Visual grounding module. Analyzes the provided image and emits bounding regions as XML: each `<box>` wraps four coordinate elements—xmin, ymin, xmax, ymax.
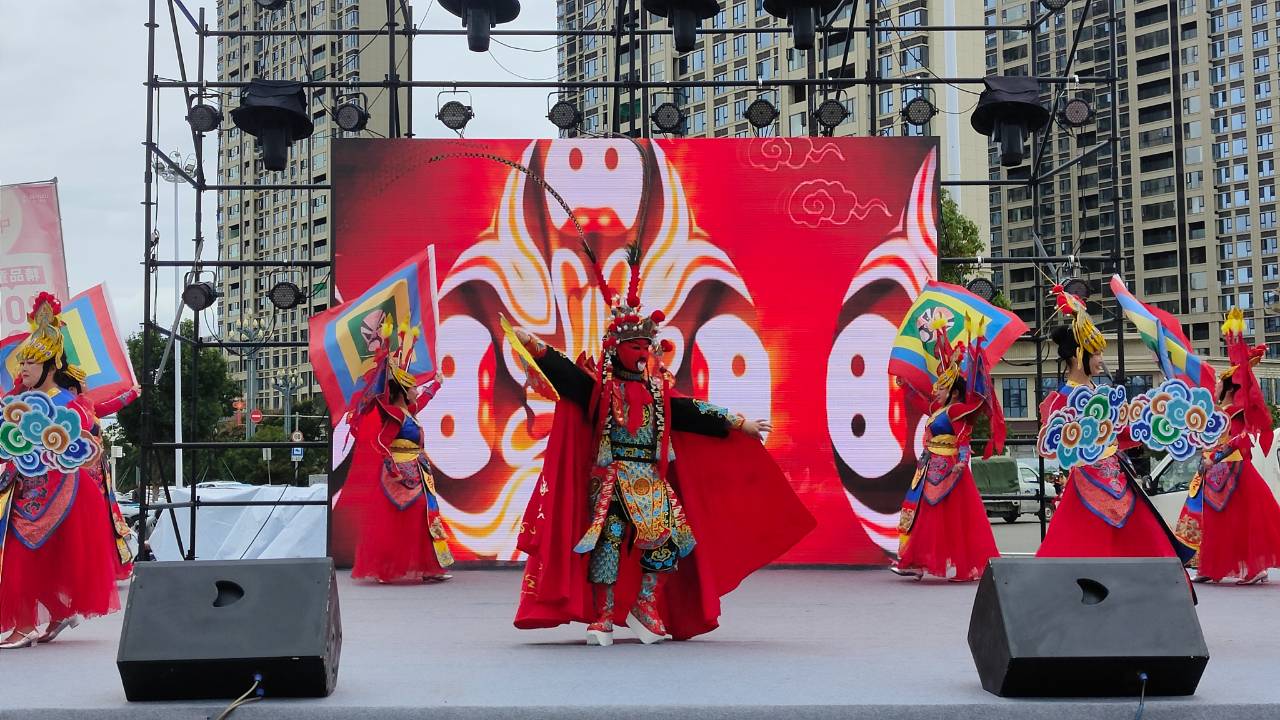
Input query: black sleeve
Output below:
<box><xmin>670</xmin><ymin>397</ymin><xmax>732</xmax><ymax>437</ymax></box>
<box><xmin>533</xmin><ymin>346</ymin><xmax>596</xmax><ymax>411</ymax></box>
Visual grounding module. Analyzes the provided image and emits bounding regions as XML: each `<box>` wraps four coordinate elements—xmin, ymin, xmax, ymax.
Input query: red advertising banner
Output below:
<box><xmin>0</xmin><ymin>180</ymin><xmax>70</xmax><ymax>336</ymax></box>
<box><xmin>332</xmin><ymin>138</ymin><xmax>940</xmax><ymax>565</ymax></box>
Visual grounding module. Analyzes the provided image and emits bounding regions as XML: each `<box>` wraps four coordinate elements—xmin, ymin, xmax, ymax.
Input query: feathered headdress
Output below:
<box><xmin>345</xmin><ymin>316</ymin><xmax>437</xmax><ymax>423</ymax></box>
<box><xmin>581</xmin><ymin>239</ymin><xmax>668</xmax><ymax>353</ymax></box>
<box><xmin>1220</xmin><ymin>307</ymin><xmax>1272</xmax><ymax>454</ymax></box>
<box><xmin>1051</xmin><ymin>283</ymin><xmax>1106</xmax><ymax>364</ymax></box>
<box><xmin>931</xmin><ymin>313</ymin><xmax>963</xmax><ymax>396</ymax></box>
<box><xmin>963</xmin><ymin>316</ymin><xmax>1006</xmax><ymax>459</ymax></box>
<box><xmin>15</xmin><ymin>292</ymin><xmax>66</xmax><ymax>366</ymax></box>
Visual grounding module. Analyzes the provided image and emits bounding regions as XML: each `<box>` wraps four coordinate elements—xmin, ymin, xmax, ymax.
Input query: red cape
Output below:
<box><xmin>514</xmin><ymin>398</ymin><xmax>816</xmax><ymax>640</ymax></box>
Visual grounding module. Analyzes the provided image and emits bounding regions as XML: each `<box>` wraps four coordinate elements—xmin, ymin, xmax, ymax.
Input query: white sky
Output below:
<box><xmin>0</xmin><ymin>0</ymin><xmax>557</xmax><ymax>337</ymax></box>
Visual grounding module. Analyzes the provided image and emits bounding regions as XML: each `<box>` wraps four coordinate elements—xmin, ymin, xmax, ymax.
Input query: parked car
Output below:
<box><xmin>973</xmin><ymin>456</ymin><xmax>1057</xmax><ymax>524</ymax></box>
<box><xmin>1146</xmin><ymin>430</ymin><xmax>1280</xmax><ymax>526</ymax></box>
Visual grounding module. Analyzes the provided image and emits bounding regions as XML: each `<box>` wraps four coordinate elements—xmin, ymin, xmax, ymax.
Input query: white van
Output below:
<box><xmin>1146</xmin><ymin>430</ymin><xmax>1280</xmax><ymax>526</ymax></box>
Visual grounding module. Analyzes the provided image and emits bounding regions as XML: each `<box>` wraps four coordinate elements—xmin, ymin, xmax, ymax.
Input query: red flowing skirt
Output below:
<box><xmin>898</xmin><ymin>468</ymin><xmax>1000</xmax><ymax>580</ymax></box>
<box><xmin>345</xmin><ymin>482</ymin><xmax>447</xmax><ymax>583</ymax></box>
<box><xmin>1197</xmin><ymin>463</ymin><xmax>1280</xmax><ymax>580</ymax></box>
<box><xmin>1</xmin><ymin>472</ymin><xmax>122</xmax><ymax>632</ymax></box>
<box><xmin>1037</xmin><ymin>466</ymin><xmax>1175</xmax><ymax>559</ymax></box>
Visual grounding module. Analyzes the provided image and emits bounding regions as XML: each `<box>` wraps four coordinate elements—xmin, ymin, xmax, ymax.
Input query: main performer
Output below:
<box><xmin>1176</xmin><ymin>309</ymin><xmax>1280</xmax><ymax>584</ymax></box>
<box><xmin>892</xmin><ymin>318</ymin><xmax>1002</xmax><ymax>581</ymax></box>
<box><xmin>1</xmin><ymin>294</ymin><xmax>121</xmax><ymax>649</ymax></box>
<box><xmin>513</xmin><ymin>241</ymin><xmax>814</xmax><ymax>646</ymax></box>
<box><xmin>334</xmin><ymin>322</ymin><xmax>454</xmax><ymax>584</ymax></box>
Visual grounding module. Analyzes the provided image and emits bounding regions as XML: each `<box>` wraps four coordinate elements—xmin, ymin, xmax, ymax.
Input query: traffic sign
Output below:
<box><xmin>291</xmin><ymin>447</ymin><xmax>304</xmax><ymax>462</ymax></box>
<box><xmin>250</xmin><ymin>408</ymin><xmax>263</xmax><ymax>423</ymax></box>
<box><xmin>291</xmin><ymin>430</ymin><xmax>304</xmax><ymax>443</ymax></box>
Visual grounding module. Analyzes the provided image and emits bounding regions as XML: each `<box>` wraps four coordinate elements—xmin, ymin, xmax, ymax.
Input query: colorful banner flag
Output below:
<box><xmin>1</xmin><ymin>284</ymin><xmax>135</xmax><ymax>405</ymax></box>
<box><xmin>0</xmin><ymin>180</ymin><xmax>70</xmax><ymax>336</ymax></box>
<box><xmin>1109</xmin><ymin>274</ymin><xmax>1215</xmax><ymax>390</ymax></box>
<box><xmin>888</xmin><ymin>280</ymin><xmax>1028</xmax><ymax>396</ymax></box>
<box><xmin>309</xmin><ymin>245</ymin><xmax>437</xmax><ymax>422</ymax></box>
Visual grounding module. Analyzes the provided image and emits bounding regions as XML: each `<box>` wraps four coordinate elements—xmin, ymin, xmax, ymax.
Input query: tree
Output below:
<box><xmin>114</xmin><ymin>320</ymin><xmax>239</xmax><ymax>488</ymax></box>
<box><xmin>938</xmin><ymin>188</ymin><xmax>985</xmax><ymax>285</ymax></box>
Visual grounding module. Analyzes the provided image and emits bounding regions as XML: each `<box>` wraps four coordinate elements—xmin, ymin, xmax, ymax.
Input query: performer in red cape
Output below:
<box><xmin>64</xmin><ymin>372</ymin><xmax>140</xmax><ymax>582</ymax></box>
<box><xmin>1036</xmin><ymin>291</ymin><xmax>1187</xmax><ymax>560</ymax></box>
<box><xmin>512</xmin><ymin>240</ymin><xmax>815</xmax><ymax>645</ymax></box>
<box><xmin>891</xmin><ymin>316</ymin><xmax>1002</xmax><ymax>581</ymax></box>
<box><xmin>1</xmin><ymin>294</ymin><xmax>121</xmax><ymax>649</ymax></box>
<box><xmin>333</xmin><ymin>321</ymin><xmax>453</xmax><ymax>583</ymax></box>
<box><xmin>1176</xmin><ymin>308</ymin><xmax>1280</xmax><ymax>584</ymax></box>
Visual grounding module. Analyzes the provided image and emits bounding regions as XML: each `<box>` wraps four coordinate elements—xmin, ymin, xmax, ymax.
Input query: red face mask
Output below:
<box><xmin>616</xmin><ymin>339</ymin><xmax>651</xmax><ymax>373</ymax></box>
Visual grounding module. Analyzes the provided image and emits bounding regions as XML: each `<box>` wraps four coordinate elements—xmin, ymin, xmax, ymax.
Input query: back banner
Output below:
<box><xmin>332</xmin><ymin>137</ymin><xmax>940</xmax><ymax>564</ymax></box>
<box><xmin>0</xmin><ymin>180</ymin><xmax>70</xmax><ymax>336</ymax></box>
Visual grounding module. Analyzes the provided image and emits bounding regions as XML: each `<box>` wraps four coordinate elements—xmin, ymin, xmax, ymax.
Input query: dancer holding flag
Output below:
<box><xmin>1175</xmin><ymin>309</ymin><xmax>1280</xmax><ymax>584</ymax></box>
<box><xmin>887</xmin><ymin>282</ymin><xmax>1025</xmax><ymax>581</ymax></box>
<box><xmin>1</xmin><ymin>294</ymin><xmax>120</xmax><ymax>649</ymax></box>
<box><xmin>511</xmin><ymin>240</ymin><xmax>814</xmax><ymax>646</ymax></box>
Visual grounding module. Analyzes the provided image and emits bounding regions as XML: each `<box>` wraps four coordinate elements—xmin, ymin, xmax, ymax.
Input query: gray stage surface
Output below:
<box><xmin>4</xmin><ymin>568</ymin><xmax>1278</xmax><ymax>720</ymax></box>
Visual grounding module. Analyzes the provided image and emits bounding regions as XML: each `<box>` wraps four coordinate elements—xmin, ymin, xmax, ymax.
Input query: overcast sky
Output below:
<box><xmin>0</xmin><ymin>0</ymin><xmax>557</xmax><ymax>337</ymax></box>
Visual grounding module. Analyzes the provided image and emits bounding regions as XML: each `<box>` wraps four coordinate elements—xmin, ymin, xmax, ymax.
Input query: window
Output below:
<box><xmin>733</xmin><ymin>34</ymin><xmax>747</xmax><ymax>56</ymax></box>
<box><xmin>1002</xmin><ymin>378</ymin><xmax>1028</xmax><ymax>418</ymax></box>
<box><xmin>732</xmin><ymin>2</ymin><xmax>746</xmax><ymax>24</ymax></box>
<box><xmin>714</xmin><ymin>104</ymin><xmax>728</xmax><ymax>127</ymax></box>
<box><xmin>713</xmin><ymin>40</ymin><xmax>726</xmax><ymax>64</ymax></box>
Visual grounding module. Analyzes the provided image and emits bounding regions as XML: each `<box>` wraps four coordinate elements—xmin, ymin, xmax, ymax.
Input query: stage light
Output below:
<box><xmin>813</xmin><ymin>98</ymin><xmax>848</xmax><ymax>135</ymax></box>
<box><xmin>966</xmin><ymin>277</ymin><xmax>997</xmax><ymax>302</ymax></box>
<box><xmin>902</xmin><ymin>96</ymin><xmax>937</xmax><ymax>127</ymax></box>
<box><xmin>437</xmin><ymin>98</ymin><xmax>475</xmax><ymax>133</ymax></box>
<box><xmin>651</xmin><ymin>102</ymin><xmax>686</xmax><ymax>134</ymax></box>
<box><xmin>643</xmin><ymin>0</ymin><xmax>721</xmax><ymax>53</ymax></box>
<box><xmin>1059</xmin><ymin>97</ymin><xmax>1094</xmax><ymax>128</ymax></box>
<box><xmin>267</xmin><ymin>281</ymin><xmax>304</xmax><ymax>310</ymax></box>
<box><xmin>182</xmin><ymin>282</ymin><xmax>220</xmax><ymax>312</ymax></box>
<box><xmin>440</xmin><ymin>0</ymin><xmax>522</xmax><ymax>52</ymax></box>
<box><xmin>547</xmin><ymin>99</ymin><xmax>583</xmax><ymax>131</ymax></box>
<box><xmin>744</xmin><ymin>98</ymin><xmax>779</xmax><ymax>129</ymax></box>
<box><xmin>970</xmin><ymin>76</ymin><xmax>1050</xmax><ymax>167</ymax></box>
<box><xmin>230</xmin><ymin>79</ymin><xmax>314</xmax><ymax>172</ymax></box>
<box><xmin>186</xmin><ymin>102</ymin><xmax>222</xmax><ymax>133</ymax></box>
<box><xmin>255</xmin><ymin>0</ymin><xmax>289</xmax><ymax>9</ymax></box>
<box><xmin>762</xmin><ymin>0</ymin><xmax>842</xmax><ymax>51</ymax></box>
<box><xmin>1063</xmin><ymin>277</ymin><xmax>1090</xmax><ymax>300</ymax></box>
<box><xmin>333</xmin><ymin>101</ymin><xmax>370</xmax><ymax>132</ymax></box>
<box><xmin>1039</xmin><ymin>0</ymin><xmax>1070</xmax><ymax>12</ymax></box>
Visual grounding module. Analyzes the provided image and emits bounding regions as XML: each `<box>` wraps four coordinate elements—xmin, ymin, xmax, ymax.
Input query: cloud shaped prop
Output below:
<box><xmin>0</xmin><ymin>391</ymin><xmax>99</xmax><ymax>475</ymax></box>
<box><xmin>1038</xmin><ymin>384</ymin><xmax>1128</xmax><ymax>469</ymax></box>
<box><xmin>1127</xmin><ymin>378</ymin><xmax>1228</xmax><ymax>461</ymax></box>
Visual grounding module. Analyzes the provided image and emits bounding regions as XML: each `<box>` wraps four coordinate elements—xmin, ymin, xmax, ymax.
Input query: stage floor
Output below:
<box><xmin>6</xmin><ymin>568</ymin><xmax>1279</xmax><ymax>720</ymax></box>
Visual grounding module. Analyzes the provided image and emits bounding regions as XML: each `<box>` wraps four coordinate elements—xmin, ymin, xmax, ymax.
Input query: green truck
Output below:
<box><xmin>971</xmin><ymin>456</ymin><xmax>1056</xmax><ymax>524</ymax></box>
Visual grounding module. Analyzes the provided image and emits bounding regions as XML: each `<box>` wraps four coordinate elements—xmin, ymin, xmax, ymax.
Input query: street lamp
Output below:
<box><xmin>225</xmin><ymin>315</ymin><xmax>273</xmax><ymax>438</ymax></box>
<box><xmin>272</xmin><ymin>371</ymin><xmax>305</xmax><ymax>437</ymax></box>
<box><xmin>153</xmin><ymin>150</ymin><xmax>197</xmax><ymax>489</ymax></box>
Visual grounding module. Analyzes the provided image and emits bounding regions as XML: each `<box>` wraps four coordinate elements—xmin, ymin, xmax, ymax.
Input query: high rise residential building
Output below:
<box><xmin>555</xmin><ymin>0</ymin><xmax>992</xmax><ymax>245</ymax></box>
<box><xmin>214</xmin><ymin>0</ymin><xmax>408</xmax><ymax>418</ymax></box>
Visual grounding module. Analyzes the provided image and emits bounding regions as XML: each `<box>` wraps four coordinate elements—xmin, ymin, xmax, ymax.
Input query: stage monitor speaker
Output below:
<box><xmin>117</xmin><ymin>558</ymin><xmax>341</xmax><ymax>701</ymax></box>
<box><xmin>968</xmin><ymin>557</ymin><xmax>1208</xmax><ymax>698</ymax></box>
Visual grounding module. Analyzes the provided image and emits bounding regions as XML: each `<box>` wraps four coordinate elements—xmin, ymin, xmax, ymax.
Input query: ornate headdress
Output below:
<box><xmin>345</xmin><ymin>316</ymin><xmax>435</xmax><ymax>423</ymax></box>
<box><xmin>15</xmin><ymin>292</ymin><xmax>67</xmax><ymax>367</ymax></box>
<box><xmin>1051</xmin><ymin>284</ymin><xmax>1105</xmax><ymax>364</ymax></box>
<box><xmin>931</xmin><ymin>314</ymin><xmax>963</xmax><ymax>396</ymax></box>
<box><xmin>582</xmin><ymin>239</ymin><xmax>668</xmax><ymax>354</ymax></box>
<box><xmin>1219</xmin><ymin>307</ymin><xmax>1272</xmax><ymax>453</ymax></box>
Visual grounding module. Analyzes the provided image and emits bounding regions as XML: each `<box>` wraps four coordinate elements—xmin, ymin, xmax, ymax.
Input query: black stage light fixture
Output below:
<box><xmin>440</xmin><ymin>0</ymin><xmax>522</xmax><ymax>52</ymax></box>
<box><xmin>651</xmin><ymin>102</ymin><xmax>687</xmax><ymax>134</ymax></box>
<box><xmin>437</xmin><ymin>98</ymin><xmax>475</xmax><ymax>133</ymax></box>
<box><xmin>902</xmin><ymin>96</ymin><xmax>937</xmax><ymax>127</ymax></box>
<box><xmin>966</xmin><ymin>277</ymin><xmax>997</xmax><ymax>303</ymax></box>
<box><xmin>763</xmin><ymin>0</ymin><xmax>842</xmax><ymax>51</ymax></box>
<box><xmin>182</xmin><ymin>282</ymin><xmax>220</xmax><ymax>312</ymax></box>
<box><xmin>186</xmin><ymin>101</ymin><xmax>222</xmax><ymax>134</ymax></box>
<box><xmin>643</xmin><ymin>0</ymin><xmax>721</xmax><ymax>53</ymax></box>
<box><xmin>970</xmin><ymin>76</ymin><xmax>1050</xmax><ymax>167</ymax></box>
<box><xmin>230</xmin><ymin>80</ymin><xmax>314</xmax><ymax>172</ymax></box>
<box><xmin>1063</xmin><ymin>276</ymin><xmax>1090</xmax><ymax>300</ymax></box>
<box><xmin>255</xmin><ymin>0</ymin><xmax>289</xmax><ymax>9</ymax></box>
<box><xmin>1059</xmin><ymin>97</ymin><xmax>1095</xmax><ymax>128</ymax></box>
<box><xmin>745</xmin><ymin>97</ymin><xmax>780</xmax><ymax>129</ymax></box>
<box><xmin>547</xmin><ymin>99</ymin><xmax>583</xmax><ymax>131</ymax></box>
<box><xmin>333</xmin><ymin>97</ymin><xmax>370</xmax><ymax>132</ymax></box>
<box><xmin>814</xmin><ymin>98</ymin><xmax>849</xmax><ymax>135</ymax></box>
<box><xmin>268</xmin><ymin>281</ymin><xmax>304</xmax><ymax>310</ymax></box>
<box><xmin>1040</xmin><ymin>0</ymin><xmax>1070</xmax><ymax>12</ymax></box>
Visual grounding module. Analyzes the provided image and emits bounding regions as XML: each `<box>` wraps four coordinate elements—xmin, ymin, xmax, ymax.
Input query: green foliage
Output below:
<box><xmin>991</xmin><ymin>291</ymin><xmax>1013</xmax><ymax>310</ymax></box>
<box><xmin>1271</xmin><ymin>403</ymin><xmax>1280</xmax><ymax>427</ymax></box>
<box><xmin>938</xmin><ymin>188</ymin><xmax>985</xmax><ymax>285</ymax></box>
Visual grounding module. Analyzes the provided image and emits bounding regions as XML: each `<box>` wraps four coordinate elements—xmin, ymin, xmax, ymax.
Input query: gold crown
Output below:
<box><xmin>1218</xmin><ymin>308</ymin><xmax>1261</xmax><ymax>380</ymax></box>
<box><xmin>15</xmin><ymin>292</ymin><xmax>66</xmax><ymax>366</ymax></box>
<box><xmin>65</xmin><ymin>364</ymin><xmax>88</xmax><ymax>384</ymax></box>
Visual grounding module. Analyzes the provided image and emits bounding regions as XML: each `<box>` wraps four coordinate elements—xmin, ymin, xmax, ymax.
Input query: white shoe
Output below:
<box><xmin>586</xmin><ymin>628</ymin><xmax>614</xmax><ymax>646</ymax></box>
<box><xmin>626</xmin><ymin>612</ymin><xmax>668</xmax><ymax>645</ymax></box>
<box><xmin>38</xmin><ymin>617</ymin><xmax>80</xmax><ymax>644</ymax></box>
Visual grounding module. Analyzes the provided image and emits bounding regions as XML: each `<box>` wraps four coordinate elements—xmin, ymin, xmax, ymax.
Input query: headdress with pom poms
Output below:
<box><xmin>1050</xmin><ymin>283</ymin><xmax>1106</xmax><ymax>365</ymax></box>
<box><xmin>1219</xmin><ymin>307</ymin><xmax>1272</xmax><ymax>454</ymax></box>
<box><xmin>15</xmin><ymin>292</ymin><xmax>67</xmax><ymax>367</ymax></box>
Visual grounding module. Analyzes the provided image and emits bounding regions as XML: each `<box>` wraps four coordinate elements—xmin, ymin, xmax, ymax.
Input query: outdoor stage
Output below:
<box><xmin>6</xmin><ymin>567</ymin><xmax>1279</xmax><ymax>720</ymax></box>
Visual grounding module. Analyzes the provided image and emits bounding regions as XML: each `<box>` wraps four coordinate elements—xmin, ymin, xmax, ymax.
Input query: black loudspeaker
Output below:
<box><xmin>117</xmin><ymin>558</ymin><xmax>341</xmax><ymax>701</ymax></box>
<box><xmin>968</xmin><ymin>557</ymin><xmax>1208</xmax><ymax>697</ymax></box>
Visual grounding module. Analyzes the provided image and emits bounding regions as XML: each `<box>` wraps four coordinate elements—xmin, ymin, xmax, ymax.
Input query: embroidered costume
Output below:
<box><xmin>1175</xmin><ymin>309</ymin><xmax>1280</xmax><ymax>583</ymax></box>
<box><xmin>77</xmin><ymin>381</ymin><xmax>140</xmax><ymax>581</ymax></box>
<box><xmin>332</xmin><ymin>321</ymin><xmax>453</xmax><ymax>583</ymax></box>
<box><xmin>894</xmin><ymin>317</ymin><xmax>1002</xmax><ymax>581</ymax></box>
<box><xmin>1035</xmin><ymin>290</ymin><xmax>1187</xmax><ymax>560</ymax></box>
<box><xmin>0</xmin><ymin>294</ymin><xmax>121</xmax><ymax>644</ymax></box>
<box><xmin>514</xmin><ymin>240</ymin><xmax>815</xmax><ymax>645</ymax></box>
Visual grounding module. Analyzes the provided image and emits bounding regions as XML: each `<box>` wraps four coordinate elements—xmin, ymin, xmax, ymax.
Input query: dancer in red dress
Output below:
<box><xmin>513</xmin><ymin>240</ymin><xmax>815</xmax><ymax>645</ymax></box>
<box><xmin>0</xmin><ymin>294</ymin><xmax>121</xmax><ymax>649</ymax></box>
<box><xmin>333</xmin><ymin>322</ymin><xmax>453</xmax><ymax>583</ymax></box>
<box><xmin>1036</xmin><ymin>293</ymin><xmax>1185</xmax><ymax>559</ymax></box>
<box><xmin>1176</xmin><ymin>308</ymin><xmax>1280</xmax><ymax>584</ymax></box>
<box><xmin>892</xmin><ymin>318</ymin><xmax>1003</xmax><ymax>581</ymax></box>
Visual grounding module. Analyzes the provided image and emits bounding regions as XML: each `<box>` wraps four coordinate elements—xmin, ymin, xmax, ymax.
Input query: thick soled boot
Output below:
<box><xmin>626</xmin><ymin>573</ymin><xmax>669</xmax><ymax>644</ymax></box>
<box><xmin>586</xmin><ymin>584</ymin><xmax>615</xmax><ymax>646</ymax></box>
